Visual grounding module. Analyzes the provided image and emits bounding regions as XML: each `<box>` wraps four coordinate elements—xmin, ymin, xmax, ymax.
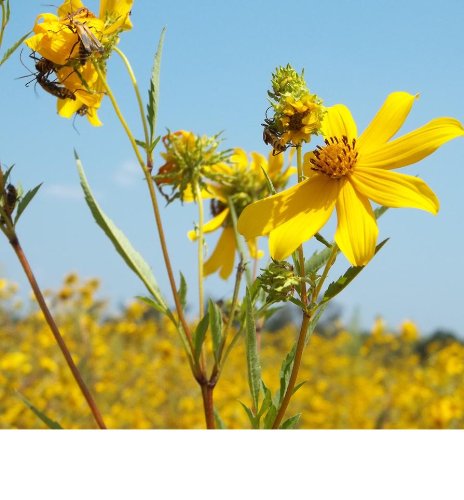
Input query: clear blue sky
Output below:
<box><xmin>1</xmin><ymin>0</ymin><xmax>463</xmax><ymax>334</ymax></box>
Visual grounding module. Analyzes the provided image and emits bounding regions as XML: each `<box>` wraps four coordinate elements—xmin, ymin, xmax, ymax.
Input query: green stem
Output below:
<box><xmin>227</xmin><ymin>197</ymin><xmax>252</xmax><ymax>287</ymax></box>
<box><xmin>113</xmin><ymin>47</ymin><xmax>151</xmax><ymax>168</ymax></box>
<box><xmin>194</xmin><ymin>182</ymin><xmax>205</xmax><ymax>318</ymax></box>
<box><xmin>312</xmin><ymin>244</ymin><xmax>338</xmax><ymax>303</ymax></box>
<box><xmin>93</xmin><ymin>62</ymin><xmax>195</xmax><ymax>358</ymax></box>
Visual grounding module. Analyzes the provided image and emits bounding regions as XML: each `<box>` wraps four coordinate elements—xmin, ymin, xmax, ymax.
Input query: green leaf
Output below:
<box><xmin>137</xmin><ymin>295</ymin><xmax>166</xmax><ymax>314</ymax></box>
<box><xmin>193</xmin><ymin>313</ymin><xmax>209</xmax><ymax>362</ymax></box>
<box><xmin>305</xmin><ymin>246</ymin><xmax>333</xmax><ymax>275</ymax></box>
<box><xmin>281</xmin><ymin>413</ymin><xmax>301</xmax><ymax>429</ymax></box>
<box><xmin>208</xmin><ymin>300</ymin><xmax>223</xmax><ymax>362</ymax></box>
<box><xmin>320</xmin><ymin>238</ymin><xmax>389</xmax><ymax>305</ymax></box>
<box><xmin>147</xmin><ymin>28</ymin><xmax>166</xmax><ymax>143</ymax></box>
<box><xmin>214</xmin><ymin>408</ymin><xmax>226</xmax><ymax>429</ymax></box>
<box><xmin>178</xmin><ymin>272</ymin><xmax>187</xmax><ymax>310</ymax></box>
<box><xmin>16</xmin><ymin>392</ymin><xmax>63</xmax><ymax>429</ymax></box>
<box><xmin>238</xmin><ymin>401</ymin><xmax>259</xmax><ymax>429</ymax></box>
<box><xmin>14</xmin><ymin>183</ymin><xmax>42</xmax><ymax>224</ymax></box>
<box><xmin>76</xmin><ymin>152</ymin><xmax>167</xmax><ymax>312</ymax></box>
<box><xmin>0</xmin><ymin>32</ymin><xmax>31</xmax><ymax>68</ymax></box>
<box><xmin>374</xmin><ymin>205</ymin><xmax>388</xmax><ymax>219</ymax></box>
<box><xmin>278</xmin><ymin>343</ymin><xmax>297</xmax><ymax>404</ymax></box>
<box><xmin>245</xmin><ymin>288</ymin><xmax>261</xmax><ymax>411</ymax></box>
<box><xmin>260</xmin><ymin>166</ymin><xmax>276</xmax><ymax>195</ymax></box>
<box><xmin>263</xmin><ymin>402</ymin><xmax>278</xmax><ymax>429</ymax></box>
<box><xmin>135</xmin><ymin>139</ymin><xmax>147</xmax><ymax>149</ymax></box>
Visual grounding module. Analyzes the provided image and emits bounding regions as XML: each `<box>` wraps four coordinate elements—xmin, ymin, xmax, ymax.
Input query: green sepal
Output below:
<box><xmin>208</xmin><ymin>300</ymin><xmax>223</xmax><ymax>362</ymax></box>
<box><xmin>16</xmin><ymin>392</ymin><xmax>63</xmax><ymax>429</ymax></box>
<box><xmin>245</xmin><ymin>287</ymin><xmax>261</xmax><ymax>411</ymax></box>
<box><xmin>320</xmin><ymin>238</ymin><xmax>389</xmax><ymax>305</ymax></box>
<box><xmin>76</xmin><ymin>151</ymin><xmax>167</xmax><ymax>313</ymax></box>
<box><xmin>14</xmin><ymin>183</ymin><xmax>42</xmax><ymax>225</ymax></box>
<box><xmin>193</xmin><ymin>313</ymin><xmax>209</xmax><ymax>362</ymax></box>
<box><xmin>147</xmin><ymin>28</ymin><xmax>166</xmax><ymax>144</ymax></box>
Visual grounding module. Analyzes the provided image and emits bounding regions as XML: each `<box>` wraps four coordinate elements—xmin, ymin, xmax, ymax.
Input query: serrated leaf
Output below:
<box><xmin>320</xmin><ymin>238</ymin><xmax>389</xmax><ymax>305</ymax></box>
<box><xmin>14</xmin><ymin>183</ymin><xmax>42</xmax><ymax>225</ymax></box>
<box><xmin>178</xmin><ymin>272</ymin><xmax>187</xmax><ymax>310</ymax></box>
<box><xmin>305</xmin><ymin>246</ymin><xmax>333</xmax><ymax>275</ymax></box>
<box><xmin>193</xmin><ymin>313</ymin><xmax>209</xmax><ymax>362</ymax></box>
<box><xmin>76</xmin><ymin>152</ymin><xmax>167</xmax><ymax>313</ymax></box>
<box><xmin>281</xmin><ymin>413</ymin><xmax>301</xmax><ymax>429</ymax></box>
<box><xmin>208</xmin><ymin>300</ymin><xmax>223</xmax><ymax>362</ymax></box>
<box><xmin>245</xmin><ymin>288</ymin><xmax>261</xmax><ymax>411</ymax></box>
<box><xmin>16</xmin><ymin>392</ymin><xmax>62</xmax><ymax>429</ymax></box>
<box><xmin>147</xmin><ymin>28</ymin><xmax>166</xmax><ymax>143</ymax></box>
<box><xmin>0</xmin><ymin>32</ymin><xmax>30</xmax><ymax>67</ymax></box>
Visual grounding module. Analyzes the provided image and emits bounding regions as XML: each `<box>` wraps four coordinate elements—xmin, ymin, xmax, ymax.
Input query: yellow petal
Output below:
<box><xmin>58</xmin><ymin>1</ymin><xmax>85</xmax><ymax>18</ymax></box>
<box><xmin>188</xmin><ymin>208</ymin><xmax>230</xmax><ymax>241</ymax></box>
<box><xmin>358</xmin><ymin>118</ymin><xmax>464</xmax><ymax>170</ymax></box>
<box><xmin>335</xmin><ymin>180</ymin><xmax>378</xmax><ymax>266</ymax></box>
<box><xmin>57</xmin><ymin>98</ymin><xmax>81</xmax><ymax>117</ymax></box>
<box><xmin>204</xmin><ymin>227</ymin><xmax>236</xmax><ymax>279</ymax></box>
<box><xmin>99</xmin><ymin>0</ymin><xmax>133</xmax><ymax>32</ymax></box>
<box><xmin>267</xmin><ymin>150</ymin><xmax>284</xmax><ymax>177</ymax></box>
<box><xmin>321</xmin><ymin>104</ymin><xmax>357</xmax><ymax>140</ymax></box>
<box><xmin>238</xmin><ymin>173</ymin><xmax>340</xmax><ymax>239</ymax></box>
<box><xmin>351</xmin><ymin>167</ymin><xmax>439</xmax><ymax>214</ymax></box>
<box><xmin>357</xmin><ymin>92</ymin><xmax>417</xmax><ymax>153</ymax></box>
<box><xmin>230</xmin><ymin>148</ymin><xmax>248</xmax><ymax>169</ymax></box>
<box><xmin>247</xmin><ymin>238</ymin><xmax>263</xmax><ymax>259</ymax></box>
<box><xmin>251</xmin><ymin>152</ymin><xmax>267</xmax><ymax>175</ymax></box>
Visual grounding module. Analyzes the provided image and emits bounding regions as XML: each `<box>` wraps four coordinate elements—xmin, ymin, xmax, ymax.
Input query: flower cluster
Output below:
<box><xmin>187</xmin><ymin>147</ymin><xmax>296</xmax><ymax>279</ymax></box>
<box><xmin>263</xmin><ymin>64</ymin><xmax>325</xmax><ymax>152</ymax></box>
<box><xmin>155</xmin><ymin>130</ymin><xmax>232</xmax><ymax>203</ymax></box>
<box><xmin>24</xmin><ymin>0</ymin><xmax>133</xmax><ymax>125</ymax></box>
<box><xmin>240</xmin><ymin>91</ymin><xmax>464</xmax><ymax>266</ymax></box>
<box><xmin>2</xmin><ymin>274</ymin><xmax>464</xmax><ymax>429</ymax></box>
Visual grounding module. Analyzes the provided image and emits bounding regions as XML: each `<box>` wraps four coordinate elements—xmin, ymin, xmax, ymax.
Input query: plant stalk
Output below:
<box><xmin>9</xmin><ymin>235</ymin><xmax>107</xmax><ymax>429</ymax></box>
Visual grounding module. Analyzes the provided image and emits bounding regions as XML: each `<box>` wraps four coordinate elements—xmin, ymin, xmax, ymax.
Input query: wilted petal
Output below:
<box><xmin>351</xmin><ymin>167</ymin><xmax>439</xmax><ymax>214</ymax></box>
<box><xmin>357</xmin><ymin>92</ymin><xmax>417</xmax><ymax>153</ymax></box>
<box><xmin>204</xmin><ymin>227</ymin><xmax>236</xmax><ymax>279</ymax></box>
<box><xmin>187</xmin><ymin>208</ymin><xmax>229</xmax><ymax>241</ymax></box>
<box><xmin>335</xmin><ymin>180</ymin><xmax>378</xmax><ymax>266</ymax></box>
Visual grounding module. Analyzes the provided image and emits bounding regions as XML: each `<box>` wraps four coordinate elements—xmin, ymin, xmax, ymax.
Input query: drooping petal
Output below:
<box><xmin>351</xmin><ymin>167</ymin><xmax>439</xmax><ymax>214</ymax></box>
<box><xmin>334</xmin><ymin>180</ymin><xmax>378</xmax><ymax>266</ymax></box>
<box><xmin>204</xmin><ymin>227</ymin><xmax>236</xmax><ymax>279</ymax></box>
<box><xmin>321</xmin><ymin>104</ymin><xmax>358</xmax><ymax>140</ymax></box>
<box><xmin>357</xmin><ymin>92</ymin><xmax>417</xmax><ymax>153</ymax></box>
<box><xmin>58</xmin><ymin>0</ymin><xmax>85</xmax><ymax>18</ymax></box>
<box><xmin>99</xmin><ymin>0</ymin><xmax>133</xmax><ymax>33</ymax></box>
<box><xmin>187</xmin><ymin>208</ymin><xmax>229</xmax><ymax>241</ymax></box>
<box><xmin>57</xmin><ymin>98</ymin><xmax>81</xmax><ymax>117</ymax></box>
<box><xmin>250</xmin><ymin>152</ymin><xmax>268</xmax><ymax>175</ymax></box>
<box><xmin>238</xmin><ymin>173</ymin><xmax>340</xmax><ymax>239</ymax></box>
<box><xmin>358</xmin><ymin>118</ymin><xmax>464</xmax><ymax>170</ymax></box>
<box><xmin>267</xmin><ymin>150</ymin><xmax>284</xmax><ymax>177</ymax></box>
<box><xmin>247</xmin><ymin>238</ymin><xmax>264</xmax><ymax>259</ymax></box>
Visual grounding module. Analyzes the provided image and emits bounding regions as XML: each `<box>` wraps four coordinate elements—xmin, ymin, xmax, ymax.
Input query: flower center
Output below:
<box><xmin>288</xmin><ymin>111</ymin><xmax>308</xmax><ymax>131</ymax></box>
<box><xmin>309</xmin><ymin>136</ymin><xmax>358</xmax><ymax>179</ymax></box>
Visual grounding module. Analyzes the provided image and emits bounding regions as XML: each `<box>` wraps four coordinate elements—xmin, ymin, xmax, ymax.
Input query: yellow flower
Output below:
<box><xmin>189</xmin><ymin>148</ymin><xmax>295</xmax><ymax>279</ymax></box>
<box><xmin>278</xmin><ymin>93</ymin><xmax>325</xmax><ymax>145</ymax></box>
<box><xmin>238</xmin><ymin>92</ymin><xmax>464</xmax><ymax>266</ymax></box>
<box><xmin>24</xmin><ymin>0</ymin><xmax>133</xmax><ymax>125</ymax></box>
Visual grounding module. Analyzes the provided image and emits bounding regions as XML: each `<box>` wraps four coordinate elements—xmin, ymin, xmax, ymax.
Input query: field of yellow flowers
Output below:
<box><xmin>0</xmin><ymin>273</ymin><xmax>462</xmax><ymax>429</ymax></box>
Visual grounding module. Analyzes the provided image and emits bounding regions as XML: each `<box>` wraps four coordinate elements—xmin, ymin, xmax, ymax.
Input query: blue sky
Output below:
<box><xmin>0</xmin><ymin>0</ymin><xmax>463</xmax><ymax>334</ymax></box>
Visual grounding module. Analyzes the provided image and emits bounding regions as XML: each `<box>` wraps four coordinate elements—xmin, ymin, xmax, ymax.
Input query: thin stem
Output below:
<box><xmin>312</xmin><ymin>244</ymin><xmax>338</xmax><ymax>303</ymax></box>
<box><xmin>113</xmin><ymin>47</ymin><xmax>151</xmax><ymax>167</ymax></box>
<box><xmin>94</xmin><ymin>62</ymin><xmax>194</xmax><ymax>352</ymax></box>
<box><xmin>200</xmin><ymin>384</ymin><xmax>215</xmax><ymax>429</ymax></box>
<box><xmin>9</xmin><ymin>234</ymin><xmax>106</xmax><ymax>429</ymax></box>
<box><xmin>272</xmin><ymin>312</ymin><xmax>311</xmax><ymax>429</ymax></box>
<box><xmin>194</xmin><ymin>182</ymin><xmax>205</xmax><ymax>318</ymax></box>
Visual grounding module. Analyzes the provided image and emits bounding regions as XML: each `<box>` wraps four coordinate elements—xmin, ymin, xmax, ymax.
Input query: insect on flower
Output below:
<box><xmin>262</xmin><ymin>107</ymin><xmax>288</xmax><ymax>155</ymax></box>
<box><xmin>66</xmin><ymin>8</ymin><xmax>105</xmax><ymax>65</ymax></box>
